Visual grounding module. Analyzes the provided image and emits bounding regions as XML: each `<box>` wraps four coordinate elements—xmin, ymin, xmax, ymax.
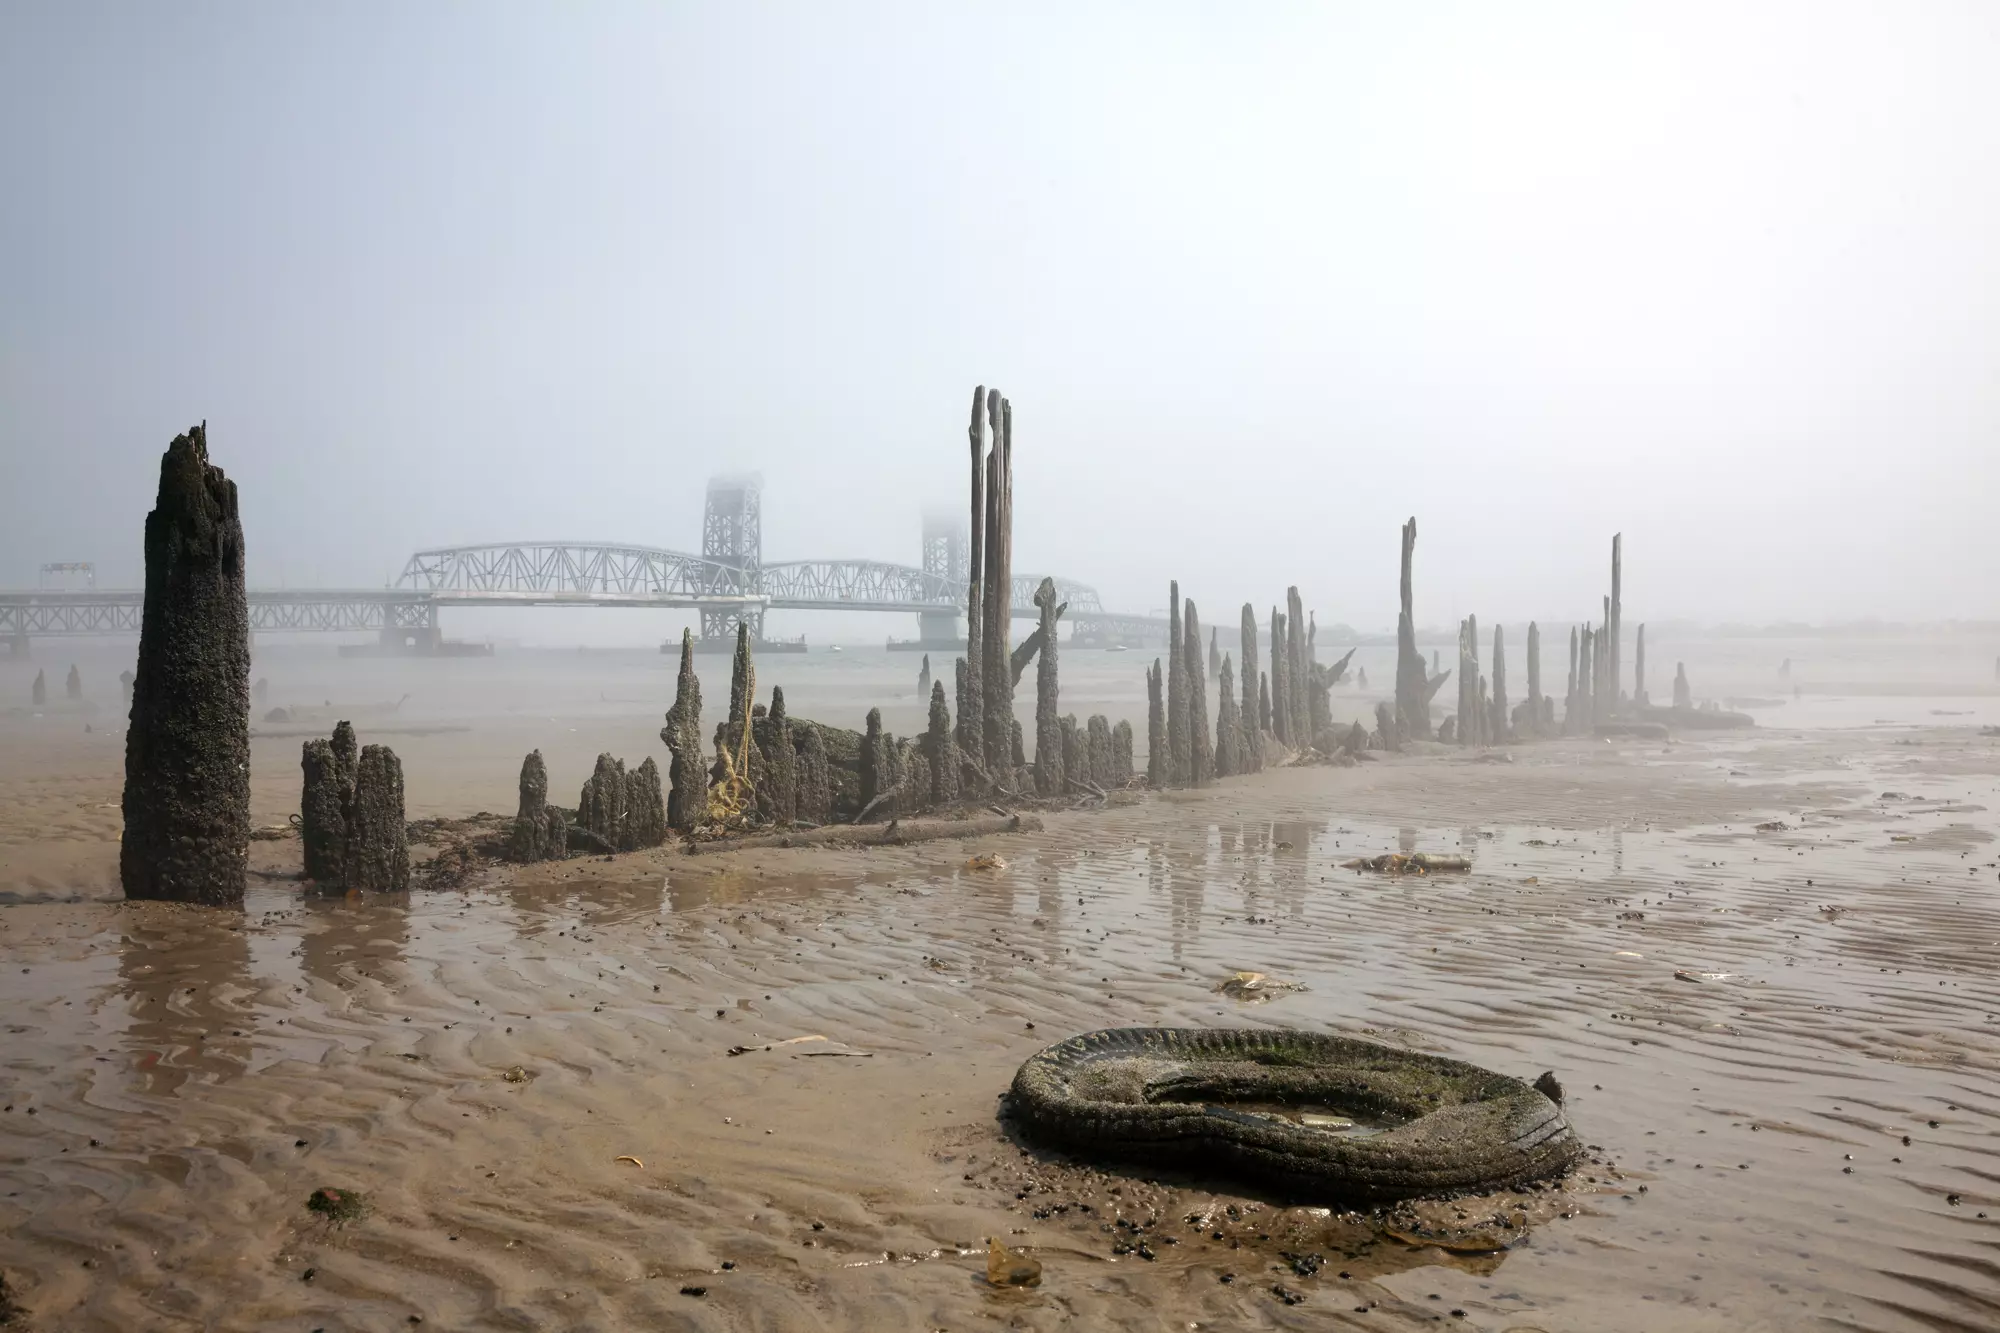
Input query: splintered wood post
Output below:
<box><xmin>1146</xmin><ymin>658</ymin><xmax>1166</xmax><ymax>786</ymax></box>
<box><xmin>1285</xmin><ymin>586</ymin><xmax>1307</xmax><ymax>746</ymax></box>
<box><xmin>1033</xmin><ymin>577</ymin><xmax>1063</xmax><ymax>796</ymax></box>
<box><xmin>1635</xmin><ymin>623</ymin><xmax>1648</xmax><ymax>704</ymax></box>
<box><xmin>1492</xmin><ymin>623</ymin><xmax>1508</xmax><ymax>743</ymax></box>
<box><xmin>1239</xmin><ymin>603</ymin><xmax>1261</xmax><ymax>771</ymax></box>
<box><xmin>1525</xmin><ymin>622</ymin><xmax>1541</xmax><ymax>738</ymax></box>
<box><xmin>1394</xmin><ymin>517</ymin><xmax>1427</xmax><ymax>740</ymax></box>
<box><xmin>979</xmin><ymin>392</ymin><xmax>1015</xmax><ymax>777</ymax></box>
<box><xmin>1166</xmin><ymin>581</ymin><xmax>1187</xmax><ymax>784</ymax></box>
<box><xmin>963</xmin><ymin>386</ymin><xmax>986</xmax><ymax>781</ymax></box>
<box><xmin>1269</xmin><ymin>607</ymin><xmax>1288</xmax><ymax>746</ymax></box>
<box><xmin>1579</xmin><ymin>625</ymin><xmax>1595</xmax><ymax>730</ymax></box>
<box><xmin>1215</xmin><ymin>652</ymin><xmax>1240</xmax><ymax>777</ymax></box>
<box><xmin>1610</xmin><ymin>533</ymin><xmax>1623</xmax><ymax>709</ymax></box>
<box><xmin>1184</xmin><ymin>598</ymin><xmax>1211</xmax><ymax>785</ymax></box>
<box><xmin>1598</xmin><ymin>595</ymin><xmax>1612</xmax><ymax>723</ymax></box>
<box><xmin>122</xmin><ymin>423</ymin><xmax>250</xmax><ymax>906</ymax></box>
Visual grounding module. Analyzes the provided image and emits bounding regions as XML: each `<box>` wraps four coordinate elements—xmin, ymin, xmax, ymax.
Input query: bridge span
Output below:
<box><xmin>4</xmin><ymin>477</ymin><xmax>1166</xmax><ymax>653</ymax></box>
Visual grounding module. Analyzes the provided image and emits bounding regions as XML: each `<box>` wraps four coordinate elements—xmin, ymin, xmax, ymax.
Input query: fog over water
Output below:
<box><xmin>3</xmin><ymin>3</ymin><xmax>1997</xmax><ymax>644</ymax></box>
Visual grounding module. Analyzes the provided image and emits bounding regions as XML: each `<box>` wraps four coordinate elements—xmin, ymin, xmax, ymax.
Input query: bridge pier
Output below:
<box><xmin>885</xmin><ymin>609</ymin><xmax>963</xmax><ymax>651</ymax></box>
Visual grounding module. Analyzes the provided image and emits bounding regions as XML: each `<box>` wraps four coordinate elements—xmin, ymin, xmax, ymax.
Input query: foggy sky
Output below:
<box><xmin>4</xmin><ymin>2</ymin><xmax>1996</xmax><ymax>643</ymax></box>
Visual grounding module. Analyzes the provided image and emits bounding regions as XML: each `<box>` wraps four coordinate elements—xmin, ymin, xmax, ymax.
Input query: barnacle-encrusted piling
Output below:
<box><xmin>757</xmin><ymin>688</ymin><xmax>796</xmax><ymax>826</ymax></box>
<box><xmin>1085</xmin><ymin>714</ymin><xmax>1113</xmax><ymax>789</ymax></box>
<box><xmin>661</xmin><ymin>629</ymin><xmax>707</xmax><ymax>832</ymax></box>
<box><xmin>1238</xmin><ymin>603</ymin><xmax>1261</xmax><ymax>771</ymax></box>
<box><xmin>343</xmin><ymin>745</ymin><xmax>408</xmax><ymax>891</ymax></box>
<box><xmin>1269</xmin><ymin>608</ymin><xmax>1289</xmax><ymax>746</ymax></box>
<box><xmin>1259</xmin><ymin>672</ymin><xmax>1272</xmax><ymax>735</ymax></box>
<box><xmin>510</xmin><ymin>750</ymin><xmax>567</xmax><ymax>861</ymax></box>
<box><xmin>860</xmin><ymin>708</ymin><xmax>887</xmax><ymax>815</ymax></box>
<box><xmin>1215</xmin><ymin>653</ymin><xmax>1241</xmax><ymax>777</ymax></box>
<box><xmin>1146</xmin><ymin>659</ymin><xmax>1166</xmax><ymax>787</ymax></box>
<box><xmin>299</xmin><ymin>739</ymin><xmax>348</xmax><ymax>882</ymax></box>
<box><xmin>1394</xmin><ymin>518</ymin><xmax>1427</xmax><ymax>741</ymax></box>
<box><xmin>918</xmin><ymin>654</ymin><xmax>931</xmax><ymax>699</ymax></box>
<box><xmin>1285</xmin><ymin>587</ymin><xmax>1308</xmax><ymax>747</ymax></box>
<box><xmin>1166</xmin><ymin>581</ymin><xmax>1188</xmax><ymax>785</ymax></box>
<box><xmin>795</xmin><ymin>725</ymin><xmax>831</xmax><ymax>824</ymax></box>
<box><xmin>122</xmin><ymin>423</ymin><xmax>250</xmax><ymax>906</ymax></box>
<box><xmin>978</xmin><ymin>392</ymin><xmax>1016</xmax><ymax>781</ymax></box>
<box><xmin>1059</xmin><ymin>714</ymin><xmax>1085</xmax><ymax>790</ymax></box>
<box><xmin>1033</xmin><ymin>576</ymin><xmax>1063</xmax><ymax>796</ymax></box>
<box><xmin>578</xmin><ymin>753</ymin><xmax>630</xmax><ymax>846</ymax></box>
<box><xmin>626</xmin><ymin>758</ymin><xmax>667</xmax><ymax>847</ymax></box>
<box><xmin>1491</xmin><ymin>623</ymin><xmax>1509</xmax><ymax>743</ymax></box>
<box><xmin>1525</xmin><ymin>622</ymin><xmax>1543</xmax><ymax>737</ymax></box>
<box><xmin>1375</xmin><ymin>700</ymin><xmax>1399</xmax><ymax>751</ymax></box>
<box><xmin>1184</xmin><ymin>598</ymin><xmax>1211</xmax><ymax>785</ymax></box>
<box><xmin>1111</xmin><ymin>719</ymin><xmax>1135</xmax><ymax>786</ymax></box>
<box><xmin>924</xmin><ymin>681</ymin><xmax>961</xmax><ymax>807</ymax></box>
<box><xmin>1208</xmin><ymin>628</ymin><xmax>1220</xmax><ymax>679</ymax></box>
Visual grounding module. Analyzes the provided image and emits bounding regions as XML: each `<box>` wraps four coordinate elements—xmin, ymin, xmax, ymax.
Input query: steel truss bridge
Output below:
<box><xmin>5</xmin><ymin>484</ymin><xmax>1166</xmax><ymax>651</ymax></box>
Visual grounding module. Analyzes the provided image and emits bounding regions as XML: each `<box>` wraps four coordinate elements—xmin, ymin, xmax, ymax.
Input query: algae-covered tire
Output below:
<box><xmin>1007</xmin><ymin>1027</ymin><xmax>1582</xmax><ymax>1204</ymax></box>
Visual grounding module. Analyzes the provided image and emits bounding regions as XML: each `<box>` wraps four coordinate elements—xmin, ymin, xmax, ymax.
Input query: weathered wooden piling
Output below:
<box><xmin>1111</xmin><ymin>720</ymin><xmax>1135</xmax><ymax>785</ymax></box>
<box><xmin>1609</xmin><ymin>533</ymin><xmax>1623</xmax><ymax>708</ymax></box>
<box><xmin>1185</xmin><ymin>597</ymin><xmax>1211</xmax><ymax>785</ymax></box>
<box><xmin>1167</xmin><ymin>582</ymin><xmax>1188</xmax><ymax>784</ymax></box>
<box><xmin>1238</xmin><ymin>604</ymin><xmax>1261</xmax><ymax>771</ymax></box>
<box><xmin>510</xmin><ymin>750</ymin><xmax>566</xmax><ymax>861</ymax></box>
<box><xmin>1146</xmin><ymin>659</ymin><xmax>1166</xmax><ymax>787</ymax></box>
<box><xmin>661</xmin><ymin>629</ymin><xmax>707</xmax><ymax>832</ymax></box>
<box><xmin>1259</xmin><ymin>672</ymin><xmax>1271</xmax><ymax>734</ymax></box>
<box><xmin>1215</xmin><ymin>653</ymin><xmax>1240</xmax><ymax>777</ymax></box>
<box><xmin>122</xmin><ymin>423</ymin><xmax>250</xmax><ymax>906</ymax></box>
<box><xmin>1375</xmin><ymin>700</ymin><xmax>1398</xmax><ymax>751</ymax></box>
<box><xmin>300</xmin><ymin>739</ymin><xmax>348</xmax><ymax>882</ymax></box>
<box><xmin>925</xmin><ymin>681</ymin><xmax>960</xmax><ymax>807</ymax></box>
<box><xmin>963</xmin><ymin>388</ymin><xmax>987</xmax><ymax>782</ymax></box>
<box><xmin>757</xmin><ymin>688</ymin><xmax>796</xmax><ymax>826</ymax></box>
<box><xmin>578</xmin><ymin>753</ymin><xmax>630</xmax><ymax>846</ymax></box>
<box><xmin>626</xmin><ymin>758</ymin><xmax>667</xmax><ymax>847</ymax></box>
<box><xmin>1673</xmin><ymin>662</ymin><xmax>1692</xmax><ymax>709</ymax></box>
<box><xmin>31</xmin><ymin>668</ymin><xmax>45</xmax><ymax>706</ymax></box>
<box><xmin>1059</xmin><ymin>714</ymin><xmax>1085</xmax><ymax>789</ymax></box>
<box><xmin>343</xmin><ymin>745</ymin><xmax>408</xmax><ymax>891</ymax></box>
<box><xmin>1033</xmin><ymin>576</ymin><xmax>1063</xmax><ymax>797</ymax></box>
<box><xmin>1394</xmin><ymin>518</ymin><xmax>1427</xmax><ymax>741</ymax></box>
<box><xmin>795</xmin><ymin>725</ymin><xmax>831</xmax><ymax>824</ymax></box>
<box><xmin>1635</xmin><ymin>624</ymin><xmax>1648</xmax><ymax>705</ymax></box>
<box><xmin>1285</xmin><ymin>587</ymin><xmax>1308</xmax><ymax>745</ymax></box>
<box><xmin>1269</xmin><ymin>608</ymin><xmax>1289</xmax><ymax>746</ymax></box>
<box><xmin>65</xmin><ymin>664</ymin><xmax>81</xmax><ymax>700</ymax></box>
<box><xmin>978</xmin><ymin>392</ymin><xmax>1016</xmax><ymax>779</ymax></box>
<box><xmin>918</xmin><ymin>654</ymin><xmax>931</xmax><ymax>699</ymax></box>
<box><xmin>1208</xmin><ymin>628</ymin><xmax>1220</xmax><ymax>679</ymax></box>
<box><xmin>1524</xmin><ymin>622</ymin><xmax>1542</xmax><ymax>738</ymax></box>
<box><xmin>1085</xmin><ymin>715</ymin><xmax>1113</xmax><ymax>789</ymax></box>
<box><xmin>1491</xmin><ymin>623</ymin><xmax>1509</xmax><ymax>743</ymax></box>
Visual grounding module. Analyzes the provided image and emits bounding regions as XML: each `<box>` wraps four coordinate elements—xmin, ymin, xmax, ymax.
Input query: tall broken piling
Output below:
<box><xmin>1215</xmin><ymin>653</ymin><xmax>1241</xmax><ymax>777</ymax></box>
<box><xmin>1146</xmin><ymin>659</ymin><xmax>1166</xmax><ymax>787</ymax></box>
<box><xmin>1525</xmin><ymin>622</ymin><xmax>1542</xmax><ymax>738</ymax></box>
<box><xmin>1609</xmin><ymin>533</ymin><xmax>1623</xmax><ymax>708</ymax></box>
<box><xmin>1166</xmin><ymin>581</ymin><xmax>1187</xmax><ymax>784</ymax></box>
<box><xmin>1085</xmin><ymin>715</ymin><xmax>1112</xmax><ymax>788</ymax></box>
<box><xmin>917</xmin><ymin>654</ymin><xmax>930</xmax><ymax>699</ymax></box>
<box><xmin>1185</xmin><ymin>598</ymin><xmax>1211</xmax><ymax>785</ymax></box>
<box><xmin>1491</xmin><ymin>623</ymin><xmax>1509</xmax><ymax>744</ymax></box>
<box><xmin>1673</xmin><ymin>662</ymin><xmax>1692</xmax><ymax>709</ymax></box>
<box><xmin>626</xmin><ymin>758</ymin><xmax>667</xmax><ymax>847</ymax></box>
<box><xmin>578</xmin><ymin>754</ymin><xmax>630</xmax><ymax>846</ymax></box>
<box><xmin>122</xmin><ymin>423</ymin><xmax>250</xmax><ymax>906</ymax></box>
<box><xmin>661</xmin><ymin>629</ymin><xmax>707</xmax><ymax>832</ymax></box>
<box><xmin>1238</xmin><ymin>603</ymin><xmax>1261</xmax><ymax>771</ymax></box>
<box><xmin>1394</xmin><ymin>518</ymin><xmax>1427</xmax><ymax>741</ymax></box>
<box><xmin>1285</xmin><ymin>587</ymin><xmax>1307</xmax><ymax>747</ymax></box>
<box><xmin>1374</xmin><ymin>700</ymin><xmax>1398</xmax><ymax>751</ymax></box>
<box><xmin>1635</xmin><ymin>624</ymin><xmax>1648</xmax><ymax>705</ymax></box>
<box><xmin>963</xmin><ymin>388</ymin><xmax>987</xmax><ymax>777</ymax></box>
<box><xmin>1259</xmin><ymin>672</ymin><xmax>1271</xmax><ymax>734</ymax></box>
<box><xmin>65</xmin><ymin>664</ymin><xmax>81</xmax><ymax>700</ymax></box>
<box><xmin>978</xmin><ymin>391</ymin><xmax>1016</xmax><ymax>779</ymax></box>
<box><xmin>1111</xmin><ymin>719</ymin><xmax>1134</xmax><ymax>785</ymax></box>
<box><xmin>31</xmin><ymin>669</ymin><xmax>45</xmax><ymax>706</ymax></box>
<box><xmin>1269</xmin><ymin>608</ymin><xmax>1289</xmax><ymax>746</ymax></box>
<box><xmin>343</xmin><ymin>745</ymin><xmax>408</xmax><ymax>891</ymax></box>
<box><xmin>1208</xmin><ymin>629</ymin><xmax>1220</xmax><ymax>679</ymax></box>
<box><xmin>795</xmin><ymin>725</ymin><xmax>831</xmax><ymax>825</ymax></box>
<box><xmin>1033</xmin><ymin>576</ymin><xmax>1063</xmax><ymax>797</ymax></box>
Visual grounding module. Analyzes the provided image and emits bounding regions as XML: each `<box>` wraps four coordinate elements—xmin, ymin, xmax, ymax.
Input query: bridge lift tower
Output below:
<box><xmin>700</xmin><ymin>473</ymin><xmax>763</xmax><ymax>643</ymax></box>
<box><xmin>916</xmin><ymin>510</ymin><xmax>967</xmax><ymax>647</ymax></box>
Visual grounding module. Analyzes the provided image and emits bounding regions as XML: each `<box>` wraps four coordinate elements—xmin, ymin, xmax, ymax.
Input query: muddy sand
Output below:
<box><xmin>4</xmin><ymin>712</ymin><xmax>2000</xmax><ymax>1330</ymax></box>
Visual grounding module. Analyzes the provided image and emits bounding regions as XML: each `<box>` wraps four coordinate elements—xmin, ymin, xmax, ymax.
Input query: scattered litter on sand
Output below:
<box><xmin>502</xmin><ymin>1066</ymin><xmax>533</xmax><ymax>1083</ymax></box>
<box><xmin>986</xmin><ymin>1237</ymin><xmax>1042</xmax><ymax>1288</ymax></box>
<box><xmin>305</xmin><ymin>1187</ymin><xmax>368</xmax><ymax>1224</ymax></box>
<box><xmin>727</xmin><ymin>1035</ymin><xmax>828</xmax><ymax>1056</ymax></box>
<box><xmin>1675</xmin><ymin>970</ymin><xmax>1734</xmax><ymax>983</ymax></box>
<box><xmin>1341</xmin><ymin>853</ymin><xmax>1472</xmax><ymax>874</ymax></box>
<box><xmin>966</xmin><ymin>854</ymin><xmax>1008</xmax><ymax>871</ymax></box>
<box><xmin>615</xmin><ymin>1155</ymin><xmax>644</xmax><ymax>1169</ymax></box>
<box><xmin>1756</xmin><ymin>821</ymin><xmax>1789</xmax><ymax>832</ymax></box>
<box><xmin>1213</xmin><ymin>970</ymin><xmax>1309</xmax><ymax>1002</ymax></box>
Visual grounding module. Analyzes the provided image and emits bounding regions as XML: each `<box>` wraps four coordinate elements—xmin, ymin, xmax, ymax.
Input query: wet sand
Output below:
<box><xmin>4</xmin><ymin>699</ymin><xmax>2000</xmax><ymax>1331</ymax></box>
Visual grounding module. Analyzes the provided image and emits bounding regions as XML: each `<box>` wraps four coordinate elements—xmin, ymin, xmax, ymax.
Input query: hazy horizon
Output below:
<box><xmin>5</xmin><ymin>3</ymin><xmax>1996</xmax><ymax>644</ymax></box>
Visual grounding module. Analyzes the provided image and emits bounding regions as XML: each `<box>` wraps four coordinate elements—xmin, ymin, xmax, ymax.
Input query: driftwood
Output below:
<box><xmin>684</xmin><ymin>812</ymin><xmax>1044</xmax><ymax>855</ymax></box>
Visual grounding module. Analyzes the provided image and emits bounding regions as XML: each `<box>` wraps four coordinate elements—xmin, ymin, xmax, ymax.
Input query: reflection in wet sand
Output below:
<box><xmin>3</xmin><ymin>727</ymin><xmax>2000</xmax><ymax>1329</ymax></box>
